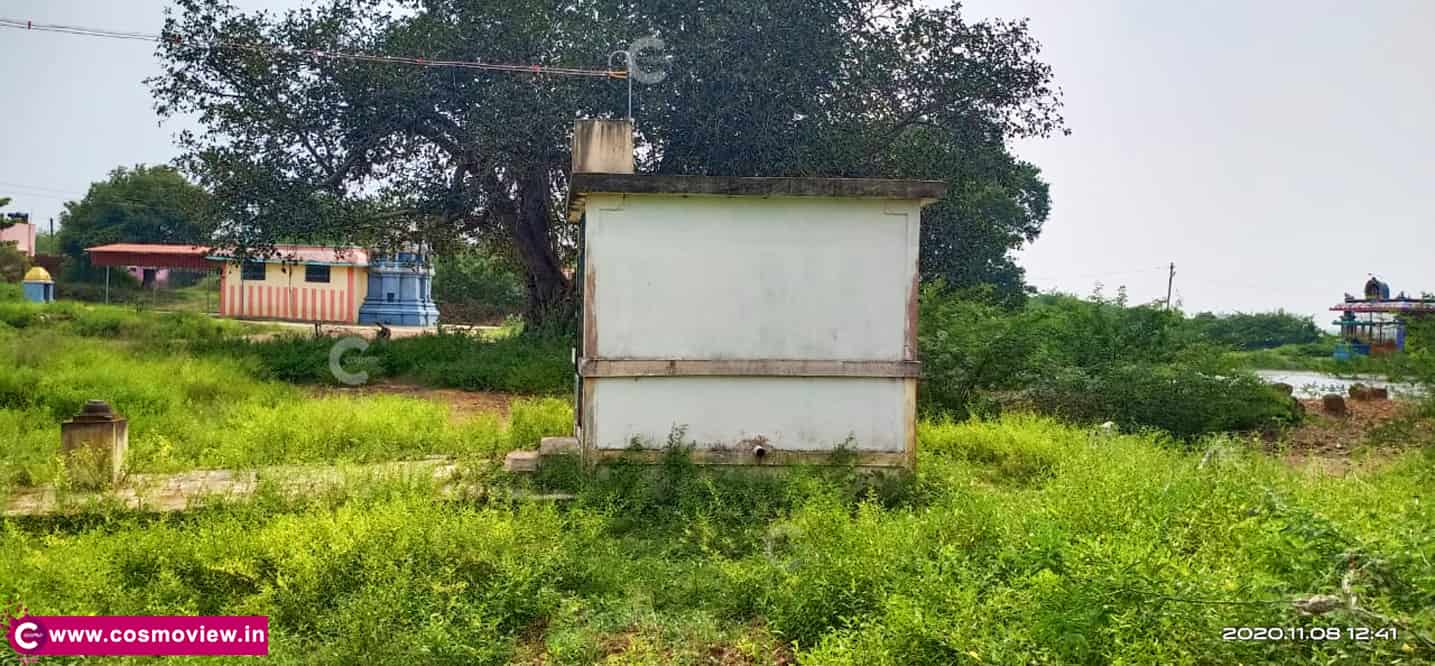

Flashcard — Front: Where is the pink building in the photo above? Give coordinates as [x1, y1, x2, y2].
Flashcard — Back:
[0, 223, 35, 256]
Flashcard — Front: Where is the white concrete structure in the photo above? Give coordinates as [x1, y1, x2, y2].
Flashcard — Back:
[569, 169, 945, 469]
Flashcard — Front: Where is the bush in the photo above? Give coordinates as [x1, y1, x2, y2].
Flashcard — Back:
[1025, 358, 1300, 439]
[918, 286, 1298, 437]
[229, 328, 574, 394]
[0, 241, 27, 282]
[431, 249, 526, 324]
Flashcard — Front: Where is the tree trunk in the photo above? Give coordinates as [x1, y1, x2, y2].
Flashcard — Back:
[513, 169, 574, 327]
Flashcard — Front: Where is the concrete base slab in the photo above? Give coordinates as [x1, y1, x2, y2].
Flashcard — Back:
[503, 450, 542, 473]
[539, 437, 580, 456]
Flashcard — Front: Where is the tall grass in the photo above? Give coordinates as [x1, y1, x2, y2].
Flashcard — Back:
[0, 318, 574, 487]
[0, 417, 1430, 663]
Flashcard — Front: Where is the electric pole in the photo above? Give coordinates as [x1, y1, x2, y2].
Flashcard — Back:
[1165, 262, 1176, 311]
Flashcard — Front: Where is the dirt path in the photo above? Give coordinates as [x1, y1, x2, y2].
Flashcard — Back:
[1272, 397, 1425, 474]
[312, 381, 520, 420]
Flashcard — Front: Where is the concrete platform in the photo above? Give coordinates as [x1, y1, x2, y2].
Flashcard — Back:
[4, 457, 571, 516]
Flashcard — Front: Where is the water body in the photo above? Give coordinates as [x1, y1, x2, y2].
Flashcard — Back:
[1254, 369, 1424, 399]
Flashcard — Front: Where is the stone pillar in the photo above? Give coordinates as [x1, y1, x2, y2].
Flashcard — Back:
[60, 400, 128, 489]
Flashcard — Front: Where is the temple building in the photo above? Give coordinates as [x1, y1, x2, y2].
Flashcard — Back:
[358, 246, 440, 326]
[83, 243, 441, 327]
[1331, 275, 1434, 358]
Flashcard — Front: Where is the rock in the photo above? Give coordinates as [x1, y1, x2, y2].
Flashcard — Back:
[1321, 394, 1347, 416]
[1292, 594, 1344, 616]
[1272, 382, 1294, 397]
[503, 450, 541, 474]
[1370, 387, 1389, 400]
[1349, 383, 1373, 400]
[539, 436, 580, 456]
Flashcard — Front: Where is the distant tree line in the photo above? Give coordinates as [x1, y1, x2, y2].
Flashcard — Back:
[1181, 310, 1324, 350]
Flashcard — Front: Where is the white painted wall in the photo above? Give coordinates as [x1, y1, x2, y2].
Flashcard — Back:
[582, 193, 923, 457]
[585, 194, 920, 361]
[588, 376, 908, 452]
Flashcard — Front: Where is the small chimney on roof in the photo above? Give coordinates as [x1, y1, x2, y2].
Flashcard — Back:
[572, 119, 634, 174]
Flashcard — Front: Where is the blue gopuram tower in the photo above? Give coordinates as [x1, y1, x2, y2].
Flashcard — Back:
[357, 247, 440, 326]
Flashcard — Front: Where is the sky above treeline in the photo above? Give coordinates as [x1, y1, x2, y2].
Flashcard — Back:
[2, 0, 1431, 325]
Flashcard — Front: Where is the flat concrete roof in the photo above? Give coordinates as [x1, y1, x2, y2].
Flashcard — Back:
[567, 173, 947, 222]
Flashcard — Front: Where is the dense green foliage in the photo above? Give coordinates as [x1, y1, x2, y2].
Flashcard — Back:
[1184, 310, 1324, 351]
[0, 239, 26, 282]
[56, 164, 212, 281]
[224, 327, 573, 395]
[918, 287, 1299, 438]
[153, 0, 1066, 319]
[431, 249, 527, 324]
[2, 418, 1431, 663]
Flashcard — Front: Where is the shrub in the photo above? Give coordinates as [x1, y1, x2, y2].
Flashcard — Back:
[231, 329, 574, 394]
[0, 242, 26, 282]
[431, 249, 526, 324]
[919, 287, 1297, 437]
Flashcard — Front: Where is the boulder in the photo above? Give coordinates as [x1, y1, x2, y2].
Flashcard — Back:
[1321, 394, 1347, 416]
[1370, 386, 1390, 400]
[1349, 383, 1373, 401]
[1271, 382, 1294, 397]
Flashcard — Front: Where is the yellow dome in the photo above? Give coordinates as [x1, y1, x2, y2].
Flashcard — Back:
[23, 266, 53, 282]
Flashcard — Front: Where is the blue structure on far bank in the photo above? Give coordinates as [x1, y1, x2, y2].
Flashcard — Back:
[357, 248, 440, 326]
[22, 266, 55, 303]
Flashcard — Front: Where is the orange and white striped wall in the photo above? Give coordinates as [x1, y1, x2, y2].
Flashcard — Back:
[217, 261, 368, 324]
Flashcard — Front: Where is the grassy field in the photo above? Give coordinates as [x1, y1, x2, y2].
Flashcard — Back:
[2, 291, 1433, 663]
[0, 295, 571, 490]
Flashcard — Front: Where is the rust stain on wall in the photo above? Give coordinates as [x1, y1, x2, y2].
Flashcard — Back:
[904, 271, 920, 362]
[583, 265, 598, 358]
[903, 377, 918, 471]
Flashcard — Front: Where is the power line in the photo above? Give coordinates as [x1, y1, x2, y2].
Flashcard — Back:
[0, 181, 87, 198]
[0, 180, 205, 217]
[0, 17, 628, 79]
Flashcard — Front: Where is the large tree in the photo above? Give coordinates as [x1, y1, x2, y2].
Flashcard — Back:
[152, 0, 1064, 319]
[57, 165, 213, 279]
[0, 197, 16, 230]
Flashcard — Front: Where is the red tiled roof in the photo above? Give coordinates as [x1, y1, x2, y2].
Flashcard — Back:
[87, 243, 210, 256]
[85, 243, 370, 269]
[86, 243, 213, 270]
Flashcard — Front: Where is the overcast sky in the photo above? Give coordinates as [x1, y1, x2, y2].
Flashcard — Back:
[2, 1, 1431, 323]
